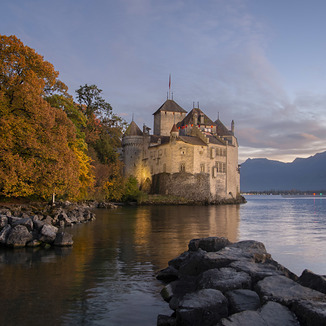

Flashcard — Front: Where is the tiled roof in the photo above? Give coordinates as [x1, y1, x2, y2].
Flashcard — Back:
[206, 134, 225, 145]
[214, 119, 232, 136]
[124, 121, 143, 136]
[153, 99, 187, 115]
[177, 108, 216, 127]
[179, 136, 208, 146]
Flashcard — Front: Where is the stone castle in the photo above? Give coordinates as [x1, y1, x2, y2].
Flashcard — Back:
[122, 99, 240, 203]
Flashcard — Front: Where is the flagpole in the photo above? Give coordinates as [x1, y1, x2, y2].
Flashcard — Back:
[169, 74, 171, 100]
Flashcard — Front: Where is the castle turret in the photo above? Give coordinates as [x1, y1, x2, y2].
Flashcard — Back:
[122, 121, 144, 179]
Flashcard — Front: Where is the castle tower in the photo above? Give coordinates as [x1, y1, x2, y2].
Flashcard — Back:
[153, 99, 187, 136]
[122, 121, 144, 179]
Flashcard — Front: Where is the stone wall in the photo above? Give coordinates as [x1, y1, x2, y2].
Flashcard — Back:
[151, 172, 211, 202]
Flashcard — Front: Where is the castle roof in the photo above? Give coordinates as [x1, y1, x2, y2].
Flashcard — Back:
[176, 108, 216, 128]
[124, 120, 143, 136]
[171, 124, 179, 133]
[179, 136, 208, 146]
[214, 119, 232, 136]
[153, 99, 187, 115]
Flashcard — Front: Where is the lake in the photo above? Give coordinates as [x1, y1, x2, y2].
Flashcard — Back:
[0, 195, 325, 325]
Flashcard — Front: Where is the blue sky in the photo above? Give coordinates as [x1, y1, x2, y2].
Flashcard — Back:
[2, 0, 326, 162]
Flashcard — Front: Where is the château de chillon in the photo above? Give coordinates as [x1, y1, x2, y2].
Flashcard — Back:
[121, 98, 241, 203]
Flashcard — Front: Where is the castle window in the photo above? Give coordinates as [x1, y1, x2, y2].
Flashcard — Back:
[216, 148, 220, 156]
[210, 148, 215, 159]
[180, 148, 186, 155]
[200, 164, 205, 173]
[158, 149, 162, 157]
[180, 163, 186, 172]
[212, 166, 217, 178]
[163, 163, 166, 172]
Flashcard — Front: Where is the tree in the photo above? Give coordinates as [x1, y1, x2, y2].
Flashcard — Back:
[0, 35, 81, 199]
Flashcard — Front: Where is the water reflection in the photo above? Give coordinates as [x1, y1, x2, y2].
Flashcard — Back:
[0, 205, 241, 326]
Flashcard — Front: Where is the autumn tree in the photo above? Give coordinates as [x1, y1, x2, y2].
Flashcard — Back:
[0, 35, 87, 199]
[75, 84, 127, 200]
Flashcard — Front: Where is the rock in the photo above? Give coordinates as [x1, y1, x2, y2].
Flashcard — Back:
[168, 251, 190, 270]
[291, 299, 326, 326]
[256, 275, 326, 305]
[178, 249, 207, 276]
[298, 269, 326, 294]
[0, 224, 11, 244]
[0, 208, 11, 217]
[38, 224, 58, 243]
[54, 232, 73, 246]
[157, 265, 179, 282]
[157, 314, 176, 326]
[33, 219, 45, 231]
[26, 239, 42, 247]
[230, 260, 286, 283]
[176, 289, 228, 326]
[188, 237, 231, 252]
[228, 240, 271, 262]
[197, 267, 252, 292]
[43, 215, 53, 225]
[161, 279, 197, 304]
[0, 215, 8, 229]
[218, 301, 299, 326]
[11, 217, 33, 231]
[225, 289, 261, 314]
[6, 225, 33, 248]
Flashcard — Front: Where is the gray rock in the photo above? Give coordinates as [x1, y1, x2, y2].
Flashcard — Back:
[0, 224, 11, 244]
[176, 289, 228, 326]
[43, 215, 53, 225]
[188, 237, 231, 252]
[157, 265, 179, 282]
[218, 301, 299, 326]
[178, 249, 207, 276]
[228, 240, 271, 262]
[218, 310, 265, 325]
[33, 219, 45, 231]
[225, 289, 261, 313]
[54, 232, 73, 246]
[298, 269, 326, 294]
[0, 208, 11, 217]
[161, 279, 197, 303]
[197, 268, 252, 292]
[0, 215, 8, 229]
[168, 251, 190, 270]
[291, 299, 326, 326]
[8, 216, 21, 225]
[230, 260, 286, 282]
[11, 217, 33, 231]
[26, 239, 42, 247]
[39, 224, 58, 243]
[256, 275, 326, 305]
[157, 314, 176, 326]
[6, 225, 33, 247]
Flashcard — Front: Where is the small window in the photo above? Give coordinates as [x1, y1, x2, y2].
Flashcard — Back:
[180, 163, 186, 172]
[210, 148, 215, 159]
[212, 166, 217, 178]
[163, 163, 166, 172]
[200, 164, 205, 173]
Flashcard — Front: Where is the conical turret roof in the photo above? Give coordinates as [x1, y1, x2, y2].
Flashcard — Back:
[124, 120, 143, 136]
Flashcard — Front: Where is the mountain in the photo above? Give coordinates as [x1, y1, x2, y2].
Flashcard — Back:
[240, 151, 326, 192]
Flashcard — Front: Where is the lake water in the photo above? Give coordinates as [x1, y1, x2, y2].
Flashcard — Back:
[0, 195, 326, 325]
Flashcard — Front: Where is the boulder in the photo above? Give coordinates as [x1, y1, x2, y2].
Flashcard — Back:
[256, 275, 326, 305]
[228, 240, 271, 262]
[218, 301, 299, 326]
[225, 289, 261, 314]
[0, 215, 8, 229]
[188, 237, 231, 252]
[54, 232, 73, 246]
[157, 265, 179, 282]
[197, 267, 252, 293]
[0, 224, 11, 244]
[157, 314, 176, 326]
[168, 251, 190, 269]
[33, 219, 45, 231]
[161, 279, 197, 304]
[176, 289, 228, 326]
[298, 269, 326, 294]
[6, 225, 33, 247]
[38, 224, 58, 243]
[11, 217, 33, 231]
[291, 299, 326, 326]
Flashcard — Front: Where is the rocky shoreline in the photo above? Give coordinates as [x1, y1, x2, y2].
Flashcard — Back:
[0, 201, 117, 248]
[156, 237, 326, 326]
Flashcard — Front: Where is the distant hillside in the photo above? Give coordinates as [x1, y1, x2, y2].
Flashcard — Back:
[240, 151, 326, 192]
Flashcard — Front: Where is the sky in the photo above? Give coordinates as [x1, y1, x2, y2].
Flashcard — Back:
[2, 0, 326, 163]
